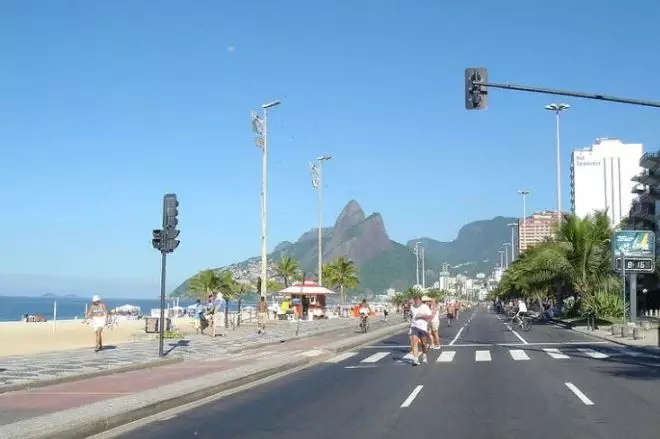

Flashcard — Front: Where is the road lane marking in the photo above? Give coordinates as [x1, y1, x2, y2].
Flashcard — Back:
[496, 341, 610, 346]
[505, 324, 529, 344]
[611, 347, 644, 358]
[448, 327, 464, 346]
[475, 350, 491, 362]
[324, 352, 358, 363]
[436, 351, 456, 363]
[577, 348, 609, 359]
[509, 349, 531, 361]
[565, 382, 594, 406]
[544, 348, 570, 359]
[361, 352, 391, 363]
[401, 385, 424, 408]
[345, 365, 378, 369]
[300, 349, 326, 358]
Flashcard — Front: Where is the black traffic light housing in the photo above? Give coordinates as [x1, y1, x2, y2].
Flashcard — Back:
[152, 194, 180, 254]
[465, 67, 488, 110]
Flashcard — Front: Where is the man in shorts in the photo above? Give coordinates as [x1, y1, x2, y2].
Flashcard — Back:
[409, 294, 432, 366]
[427, 297, 441, 349]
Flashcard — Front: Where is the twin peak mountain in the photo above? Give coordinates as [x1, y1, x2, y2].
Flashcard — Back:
[215, 200, 517, 294]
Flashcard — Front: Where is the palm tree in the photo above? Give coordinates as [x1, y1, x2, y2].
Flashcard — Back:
[234, 280, 255, 326]
[274, 256, 301, 288]
[324, 257, 359, 305]
[216, 271, 238, 329]
[186, 269, 222, 299]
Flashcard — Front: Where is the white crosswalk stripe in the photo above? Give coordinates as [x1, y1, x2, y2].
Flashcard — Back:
[543, 348, 570, 359]
[436, 351, 456, 363]
[577, 348, 609, 359]
[509, 349, 531, 361]
[475, 350, 491, 362]
[361, 352, 391, 363]
[325, 351, 358, 363]
[335, 347, 637, 368]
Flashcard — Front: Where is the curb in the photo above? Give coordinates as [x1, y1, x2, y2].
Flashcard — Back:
[0, 357, 183, 395]
[570, 327, 660, 352]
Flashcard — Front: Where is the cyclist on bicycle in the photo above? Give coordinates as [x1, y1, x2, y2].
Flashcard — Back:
[515, 298, 528, 320]
[359, 299, 370, 326]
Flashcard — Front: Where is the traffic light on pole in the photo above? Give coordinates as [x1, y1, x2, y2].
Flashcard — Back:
[152, 229, 164, 251]
[163, 194, 180, 253]
[465, 67, 488, 110]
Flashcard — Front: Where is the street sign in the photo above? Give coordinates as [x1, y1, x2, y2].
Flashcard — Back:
[612, 230, 655, 273]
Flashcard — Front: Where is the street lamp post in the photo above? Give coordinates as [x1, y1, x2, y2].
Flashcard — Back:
[517, 190, 530, 253]
[311, 155, 332, 286]
[421, 246, 426, 289]
[414, 241, 421, 286]
[252, 100, 281, 299]
[545, 103, 570, 225]
[507, 223, 518, 262]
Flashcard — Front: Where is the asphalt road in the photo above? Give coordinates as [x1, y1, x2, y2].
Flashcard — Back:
[113, 308, 660, 439]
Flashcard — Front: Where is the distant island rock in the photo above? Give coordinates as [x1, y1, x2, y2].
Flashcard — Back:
[41, 293, 80, 298]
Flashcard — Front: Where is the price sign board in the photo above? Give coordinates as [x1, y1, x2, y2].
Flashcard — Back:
[612, 231, 656, 273]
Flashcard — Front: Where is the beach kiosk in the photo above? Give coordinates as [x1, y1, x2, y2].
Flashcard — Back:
[278, 280, 337, 320]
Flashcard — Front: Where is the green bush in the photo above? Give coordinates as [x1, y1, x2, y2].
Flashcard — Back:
[581, 291, 627, 319]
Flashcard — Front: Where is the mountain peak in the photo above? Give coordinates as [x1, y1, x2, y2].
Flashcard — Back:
[334, 200, 366, 233]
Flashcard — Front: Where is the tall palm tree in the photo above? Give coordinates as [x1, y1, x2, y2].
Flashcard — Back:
[217, 271, 238, 328]
[324, 257, 359, 305]
[274, 255, 301, 288]
[187, 270, 222, 299]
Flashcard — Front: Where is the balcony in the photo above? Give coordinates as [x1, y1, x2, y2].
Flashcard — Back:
[640, 151, 660, 170]
[632, 170, 660, 186]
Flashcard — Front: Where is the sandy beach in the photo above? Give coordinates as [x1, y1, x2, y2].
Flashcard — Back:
[0, 319, 146, 357]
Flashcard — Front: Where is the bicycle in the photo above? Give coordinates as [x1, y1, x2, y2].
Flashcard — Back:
[510, 313, 531, 332]
[359, 315, 369, 333]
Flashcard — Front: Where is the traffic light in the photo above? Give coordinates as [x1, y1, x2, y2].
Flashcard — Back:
[152, 229, 164, 251]
[164, 194, 179, 229]
[162, 194, 180, 253]
[465, 67, 488, 110]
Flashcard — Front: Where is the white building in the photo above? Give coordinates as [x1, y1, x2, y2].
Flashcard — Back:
[570, 138, 643, 227]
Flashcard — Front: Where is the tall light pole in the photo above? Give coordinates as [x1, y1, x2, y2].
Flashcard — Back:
[311, 155, 332, 286]
[544, 103, 570, 225]
[517, 189, 529, 254]
[503, 243, 510, 269]
[421, 246, 426, 289]
[507, 223, 518, 262]
[414, 241, 421, 286]
[252, 100, 281, 299]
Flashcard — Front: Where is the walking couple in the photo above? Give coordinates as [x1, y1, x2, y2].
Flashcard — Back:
[408, 294, 441, 366]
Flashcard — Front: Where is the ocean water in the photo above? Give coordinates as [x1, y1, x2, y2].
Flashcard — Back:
[0, 296, 256, 322]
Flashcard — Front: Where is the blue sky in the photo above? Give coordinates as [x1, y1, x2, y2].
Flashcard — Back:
[1, 0, 659, 297]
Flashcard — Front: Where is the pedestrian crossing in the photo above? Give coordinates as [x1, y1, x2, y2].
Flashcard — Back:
[324, 346, 659, 367]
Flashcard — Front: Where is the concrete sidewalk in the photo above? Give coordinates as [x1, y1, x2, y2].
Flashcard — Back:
[572, 325, 660, 350]
[0, 320, 408, 439]
[0, 317, 372, 392]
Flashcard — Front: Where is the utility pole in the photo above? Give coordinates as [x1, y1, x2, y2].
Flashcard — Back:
[311, 155, 332, 285]
[252, 100, 281, 299]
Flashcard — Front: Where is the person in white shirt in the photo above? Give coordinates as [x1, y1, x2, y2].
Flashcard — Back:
[359, 299, 370, 329]
[409, 295, 432, 366]
[427, 298, 441, 350]
[516, 299, 528, 317]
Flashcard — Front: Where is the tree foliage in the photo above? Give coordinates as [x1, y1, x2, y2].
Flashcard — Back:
[493, 211, 622, 317]
[323, 256, 360, 304]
